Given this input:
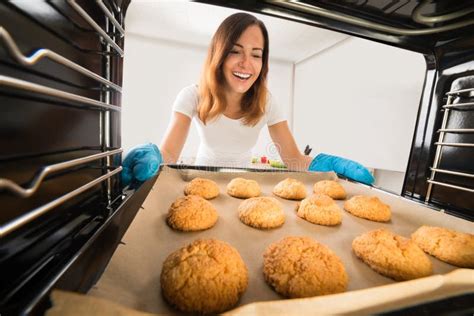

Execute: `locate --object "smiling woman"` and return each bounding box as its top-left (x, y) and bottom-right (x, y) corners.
top-left (158, 12), bottom-right (309, 168)
top-left (121, 12), bottom-right (375, 186)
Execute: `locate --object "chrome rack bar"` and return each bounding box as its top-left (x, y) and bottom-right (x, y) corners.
top-left (438, 128), bottom-right (474, 133)
top-left (412, 0), bottom-right (474, 25)
top-left (426, 81), bottom-right (474, 202)
top-left (0, 167), bottom-right (122, 238)
top-left (430, 168), bottom-right (474, 179)
top-left (446, 87), bottom-right (474, 96)
top-left (67, 0), bottom-right (124, 56)
top-left (434, 142), bottom-right (474, 148)
top-left (425, 95), bottom-right (452, 202)
top-left (0, 27), bottom-right (121, 92)
top-left (0, 149), bottom-right (122, 198)
top-left (427, 180), bottom-right (474, 194)
top-left (443, 102), bottom-right (474, 109)
top-left (96, 0), bottom-right (125, 36)
top-left (0, 75), bottom-right (121, 112)
top-left (265, 0), bottom-right (474, 36)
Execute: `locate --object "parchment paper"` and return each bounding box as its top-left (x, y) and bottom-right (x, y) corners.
top-left (88, 166), bottom-right (474, 314)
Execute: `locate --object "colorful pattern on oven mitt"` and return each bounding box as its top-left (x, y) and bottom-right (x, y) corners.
top-left (308, 153), bottom-right (375, 185)
top-left (122, 143), bottom-right (162, 186)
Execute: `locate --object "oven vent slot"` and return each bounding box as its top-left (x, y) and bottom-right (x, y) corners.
top-left (0, 27), bottom-right (121, 92)
top-left (426, 85), bottom-right (474, 201)
top-left (67, 0), bottom-right (124, 56)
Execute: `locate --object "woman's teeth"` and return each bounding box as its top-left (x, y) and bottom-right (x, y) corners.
top-left (233, 72), bottom-right (251, 80)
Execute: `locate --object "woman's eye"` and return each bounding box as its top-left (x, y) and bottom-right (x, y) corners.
top-left (229, 50), bottom-right (240, 54)
top-left (253, 55), bottom-right (262, 59)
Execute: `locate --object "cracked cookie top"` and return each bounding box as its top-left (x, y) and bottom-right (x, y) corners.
top-left (263, 236), bottom-right (348, 298)
top-left (184, 177), bottom-right (220, 200)
top-left (352, 229), bottom-right (433, 281)
top-left (160, 239), bottom-right (248, 314)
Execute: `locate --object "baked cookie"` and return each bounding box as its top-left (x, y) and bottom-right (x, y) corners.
top-left (161, 239), bottom-right (248, 314)
top-left (273, 178), bottom-right (307, 200)
top-left (411, 226), bottom-right (474, 268)
top-left (296, 194), bottom-right (342, 226)
top-left (227, 178), bottom-right (261, 199)
top-left (352, 229), bottom-right (433, 281)
top-left (313, 180), bottom-right (347, 200)
top-left (166, 195), bottom-right (218, 231)
top-left (184, 177), bottom-right (219, 200)
top-left (344, 195), bottom-right (391, 222)
top-left (238, 196), bottom-right (285, 229)
top-left (263, 236), bottom-right (348, 298)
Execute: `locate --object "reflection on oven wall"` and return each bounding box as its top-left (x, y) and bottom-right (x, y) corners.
top-left (121, 1), bottom-right (425, 194)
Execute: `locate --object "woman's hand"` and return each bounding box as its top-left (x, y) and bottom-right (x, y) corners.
top-left (122, 143), bottom-right (162, 186)
top-left (308, 153), bottom-right (375, 185)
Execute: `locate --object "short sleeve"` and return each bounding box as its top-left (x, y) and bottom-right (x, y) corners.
top-left (266, 93), bottom-right (287, 126)
top-left (172, 84), bottom-right (199, 119)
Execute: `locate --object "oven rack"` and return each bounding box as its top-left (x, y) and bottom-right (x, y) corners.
top-left (0, 148), bottom-right (122, 198)
top-left (267, 1), bottom-right (474, 36)
top-left (96, 0), bottom-right (125, 37)
top-left (426, 87), bottom-right (474, 201)
top-left (0, 26), bottom-right (121, 92)
top-left (0, 166), bottom-right (122, 238)
top-left (0, 75), bottom-right (120, 111)
top-left (67, 0), bottom-right (124, 56)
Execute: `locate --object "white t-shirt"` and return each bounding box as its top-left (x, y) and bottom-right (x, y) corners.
top-left (172, 84), bottom-right (286, 167)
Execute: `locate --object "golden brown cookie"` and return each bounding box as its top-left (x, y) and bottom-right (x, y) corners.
top-left (184, 177), bottom-right (219, 200)
top-left (411, 226), bottom-right (474, 268)
top-left (263, 236), bottom-right (348, 298)
top-left (166, 195), bottom-right (218, 231)
top-left (352, 229), bottom-right (433, 281)
top-left (227, 177), bottom-right (261, 198)
top-left (273, 178), bottom-right (307, 200)
top-left (238, 196), bottom-right (285, 229)
top-left (296, 194), bottom-right (342, 226)
top-left (313, 180), bottom-right (347, 200)
top-left (161, 239), bottom-right (248, 314)
top-left (344, 195), bottom-right (391, 222)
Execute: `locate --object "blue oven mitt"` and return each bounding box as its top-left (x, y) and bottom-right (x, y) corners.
top-left (122, 143), bottom-right (162, 186)
top-left (308, 153), bottom-right (374, 185)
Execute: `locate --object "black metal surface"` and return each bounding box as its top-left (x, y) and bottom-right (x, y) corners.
top-left (0, 0), bottom-right (133, 314)
top-left (381, 293), bottom-right (474, 316)
top-left (404, 58), bottom-right (474, 219)
top-left (195, 0), bottom-right (474, 54)
top-left (1, 0), bottom-right (472, 315)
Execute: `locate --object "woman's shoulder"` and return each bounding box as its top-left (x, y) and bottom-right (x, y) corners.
top-left (264, 90), bottom-right (286, 125)
top-left (265, 90), bottom-right (277, 111)
top-left (173, 84), bottom-right (199, 116)
top-left (178, 84), bottom-right (199, 99)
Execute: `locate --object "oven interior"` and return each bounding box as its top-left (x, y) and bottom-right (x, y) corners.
top-left (0, 0), bottom-right (473, 314)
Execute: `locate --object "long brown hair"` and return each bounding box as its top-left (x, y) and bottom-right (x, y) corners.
top-left (198, 12), bottom-right (269, 126)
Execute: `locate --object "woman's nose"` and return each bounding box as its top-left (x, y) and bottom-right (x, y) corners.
top-left (238, 53), bottom-right (251, 68)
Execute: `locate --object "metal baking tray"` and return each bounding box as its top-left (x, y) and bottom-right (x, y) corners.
top-left (87, 165), bottom-right (474, 314)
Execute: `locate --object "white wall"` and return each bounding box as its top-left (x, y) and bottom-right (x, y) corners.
top-left (293, 37), bottom-right (426, 172)
top-left (122, 33), bottom-right (294, 163)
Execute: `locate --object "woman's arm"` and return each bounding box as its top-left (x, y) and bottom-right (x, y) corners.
top-left (160, 112), bottom-right (192, 163)
top-left (268, 121), bottom-right (313, 171)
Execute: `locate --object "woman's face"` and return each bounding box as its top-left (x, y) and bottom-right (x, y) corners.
top-left (223, 24), bottom-right (264, 96)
